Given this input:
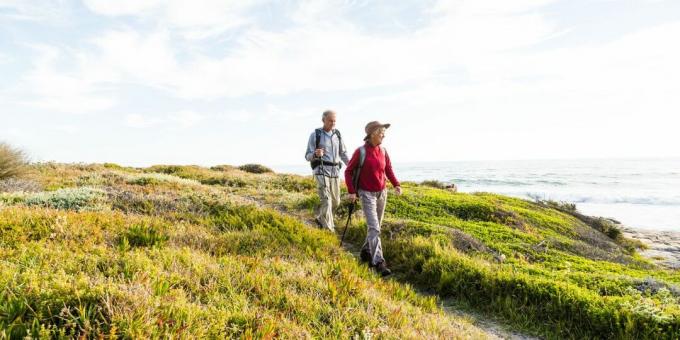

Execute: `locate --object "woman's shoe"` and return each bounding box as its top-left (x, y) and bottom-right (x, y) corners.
top-left (375, 261), bottom-right (392, 277)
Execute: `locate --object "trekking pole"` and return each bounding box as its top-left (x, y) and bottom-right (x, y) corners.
top-left (339, 199), bottom-right (356, 246)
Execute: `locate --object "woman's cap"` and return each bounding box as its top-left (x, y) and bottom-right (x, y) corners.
top-left (364, 121), bottom-right (391, 141)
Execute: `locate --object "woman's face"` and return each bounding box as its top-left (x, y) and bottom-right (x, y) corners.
top-left (369, 128), bottom-right (385, 146)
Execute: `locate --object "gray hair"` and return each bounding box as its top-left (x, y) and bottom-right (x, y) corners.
top-left (321, 110), bottom-right (336, 121)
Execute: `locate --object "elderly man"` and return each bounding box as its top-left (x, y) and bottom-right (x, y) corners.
top-left (305, 110), bottom-right (349, 232)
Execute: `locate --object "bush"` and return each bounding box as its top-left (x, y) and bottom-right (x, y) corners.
top-left (420, 180), bottom-right (447, 189)
top-left (125, 173), bottom-right (200, 186)
top-left (210, 164), bottom-right (236, 172)
top-left (119, 224), bottom-right (169, 249)
top-left (0, 142), bottom-right (28, 180)
top-left (238, 164), bottom-right (273, 174)
top-left (23, 187), bottom-right (106, 211)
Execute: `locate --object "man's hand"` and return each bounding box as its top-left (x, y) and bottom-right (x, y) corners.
top-left (347, 193), bottom-right (357, 202)
top-left (394, 186), bottom-right (403, 195)
top-left (314, 148), bottom-right (324, 157)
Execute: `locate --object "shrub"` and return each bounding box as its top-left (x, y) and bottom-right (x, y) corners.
top-left (119, 223), bottom-right (169, 249)
top-left (543, 199), bottom-right (577, 213)
top-left (125, 173), bottom-right (200, 186)
top-left (238, 164), bottom-right (273, 174)
top-left (420, 180), bottom-right (447, 189)
top-left (102, 163), bottom-right (123, 169)
top-left (0, 142), bottom-right (28, 180)
top-left (23, 187), bottom-right (106, 211)
top-left (210, 164), bottom-right (236, 172)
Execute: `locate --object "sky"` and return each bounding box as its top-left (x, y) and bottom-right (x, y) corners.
top-left (1, 0), bottom-right (679, 167)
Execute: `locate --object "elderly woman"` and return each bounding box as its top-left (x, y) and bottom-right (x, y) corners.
top-left (345, 121), bottom-right (402, 276)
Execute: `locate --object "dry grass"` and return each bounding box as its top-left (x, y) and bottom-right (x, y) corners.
top-left (0, 143), bottom-right (28, 180)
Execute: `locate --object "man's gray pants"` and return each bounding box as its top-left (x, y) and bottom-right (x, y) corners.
top-left (359, 189), bottom-right (387, 266)
top-left (315, 175), bottom-right (340, 232)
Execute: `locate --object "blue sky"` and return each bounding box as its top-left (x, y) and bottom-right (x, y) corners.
top-left (1, 0), bottom-right (679, 167)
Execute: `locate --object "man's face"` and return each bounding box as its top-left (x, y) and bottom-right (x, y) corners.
top-left (323, 114), bottom-right (336, 131)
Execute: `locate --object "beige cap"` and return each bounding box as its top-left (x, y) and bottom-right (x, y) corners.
top-left (363, 121), bottom-right (391, 141)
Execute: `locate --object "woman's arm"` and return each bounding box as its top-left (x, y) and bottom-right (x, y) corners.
top-left (384, 150), bottom-right (400, 188)
top-left (344, 148), bottom-right (361, 194)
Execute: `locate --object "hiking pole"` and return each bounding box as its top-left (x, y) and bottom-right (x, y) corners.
top-left (339, 199), bottom-right (356, 246)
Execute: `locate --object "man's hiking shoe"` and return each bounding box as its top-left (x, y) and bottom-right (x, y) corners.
top-left (360, 248), bottom-right (371, 264)
top-left (375, 261), bottom-right (392, 277)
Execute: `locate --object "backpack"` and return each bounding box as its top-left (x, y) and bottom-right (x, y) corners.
top-left (352, 145), bottom-right (386, 191)
top-left (310, 128), bottom-right (343, 169)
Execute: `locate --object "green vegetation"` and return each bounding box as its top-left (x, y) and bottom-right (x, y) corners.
top-left (0, 163), bottom-right (485, 339)
top-left (339, 186), bottom-right (680, 339)
top-left (2, 162), bottom-right (678, 339)
top-left (238, 163), bottom-right (274, 174)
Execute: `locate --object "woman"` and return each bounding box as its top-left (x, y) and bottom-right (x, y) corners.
top-left (345, 121), bottom-right (402, 276)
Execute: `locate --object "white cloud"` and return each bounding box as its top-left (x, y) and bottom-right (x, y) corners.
top-left (343, 20), bottom-right (680, 161)
top-left (81, 0), bottom-right (161, 16)
top-left (6, 0), bottom-right (680, 163)
top-left (125, 114), bottom-right (163, 128)
top-left (83, 0), bottom-right (261, 39)
top-left (53, 125), bottom-right (79, 134)
top-left (125, 111), bottom-right (205, 129)
top-left (52, 0), bottom-right (561, 101)
top-left (0, 0), bottom-right (72, 23)
top-left (19, 44), bottom-right (116, 113)
top-left (170, 110), bottom-right (204, 128)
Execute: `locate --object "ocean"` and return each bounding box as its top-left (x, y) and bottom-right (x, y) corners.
top-left (274, 158), bottom-right (680, 231)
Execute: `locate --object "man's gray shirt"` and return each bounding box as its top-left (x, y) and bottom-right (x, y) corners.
top-left (305, 128), bottom-right (349, 177)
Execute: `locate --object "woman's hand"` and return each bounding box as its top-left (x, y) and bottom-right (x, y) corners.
top-left (394, 186), bottom-right (402, 195)
top-left (347, 193), bottom-right (357, 202)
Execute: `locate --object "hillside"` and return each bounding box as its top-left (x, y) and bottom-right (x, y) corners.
top-left (1, 163), bottom-right (679, 339)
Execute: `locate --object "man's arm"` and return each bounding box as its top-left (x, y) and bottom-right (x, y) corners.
top-left (339, 135), bottom-right (350, 165)
top-left (305, 132), bottom-right (316, 162)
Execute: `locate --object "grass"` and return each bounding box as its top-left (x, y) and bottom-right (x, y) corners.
top-left (0, 143), bottom-right (27, 181)
top-left (338, 186), bottom-right (680, 339)
top-left (0, 163), bottom-right (486, 339)
top-left (2, 162), bottom-right (679, 339)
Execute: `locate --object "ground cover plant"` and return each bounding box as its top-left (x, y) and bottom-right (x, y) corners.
top-left (0, 163), bottom-right (486, 339)
top-left (338, 185), bottom-right (680, 339)
top-left (2, 162), bottom-right (679, 338)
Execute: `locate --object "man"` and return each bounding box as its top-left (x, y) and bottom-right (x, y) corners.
top-left (305, 110), bottom-right (349, 232)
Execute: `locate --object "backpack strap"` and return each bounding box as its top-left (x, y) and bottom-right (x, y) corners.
top-left (310, 128), bottom-right (323, 170)
top-left (352, 146), bottom-right (366, 191)
top-left (359, 146), bottom-right (366, 168)
top-left (314, 128), bottom-right (322, 149)
top-left (334, 129), bottom-right (343, 170)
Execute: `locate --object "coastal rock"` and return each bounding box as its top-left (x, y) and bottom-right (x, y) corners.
top-left (445, 183), bottom-right (458, 192)
top-left (622, 226), bottom-right (680, 269)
